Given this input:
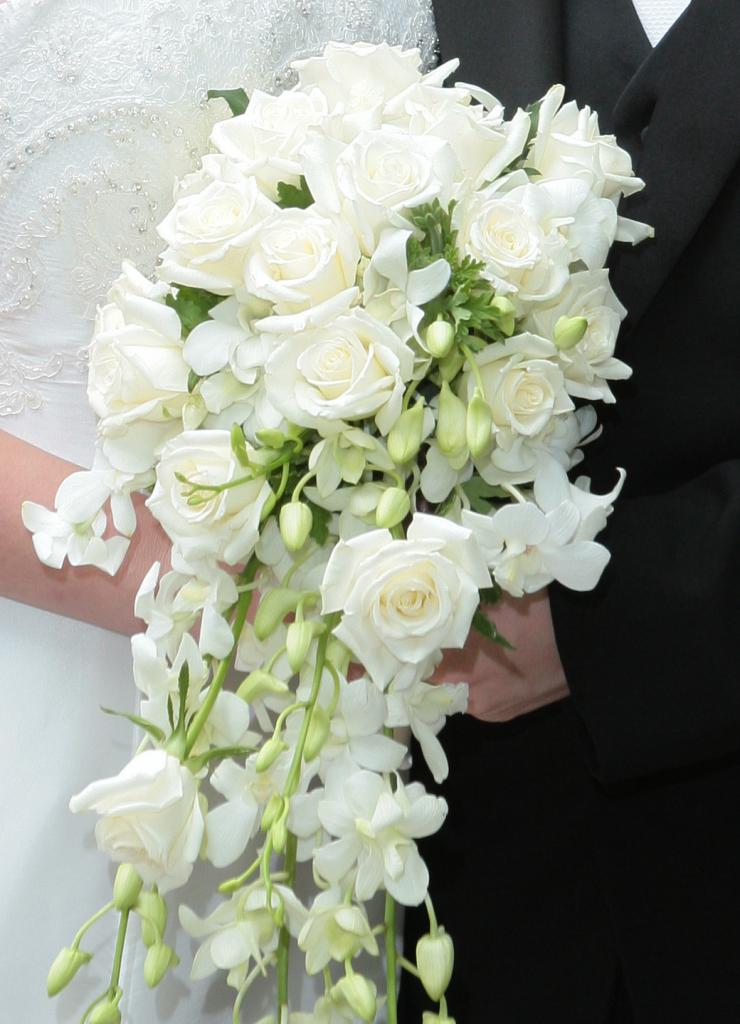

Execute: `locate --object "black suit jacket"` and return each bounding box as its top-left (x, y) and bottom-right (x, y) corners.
top-left (401, 2), bottom-right (740, 1021)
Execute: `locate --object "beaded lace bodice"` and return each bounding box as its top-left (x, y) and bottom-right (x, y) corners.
top-left (0, 0), bottom-right (437, 462)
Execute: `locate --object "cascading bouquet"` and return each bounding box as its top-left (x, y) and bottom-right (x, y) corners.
top-left (23, 41), bottom-right (650, 1024)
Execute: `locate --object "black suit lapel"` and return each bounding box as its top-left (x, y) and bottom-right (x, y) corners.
top-left (433, 0), bottom-right (563, 112)
top-left (611, 0), bottom-right (740, 327)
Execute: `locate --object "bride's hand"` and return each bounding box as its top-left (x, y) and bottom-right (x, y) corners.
top-left (431, 589), bottom-right (570, 722)
top-left (1, 430), bottom-right (170, 635)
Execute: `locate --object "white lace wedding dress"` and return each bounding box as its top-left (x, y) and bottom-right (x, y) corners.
top-left (0, 1), bottom-right (436, 1019)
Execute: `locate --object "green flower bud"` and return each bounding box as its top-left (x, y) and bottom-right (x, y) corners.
top-left (255, 736), bottom-right (287, 773)
top-left (230, 423), bottom-right (251, 466)
top-left (436, 381), bottom-right (468, 458)
top-left (326, 636), bottom-right (351, 676)
top-left (553, 314), bottom-right (588, 350)
top-left (144, 942), bottom-right (179, 988)
top-left (279, 501), bottom-right (313, 552)
top-left (489, 296), bottom-right (516, 336)
top-left (271, 818), bottom-right (288, 855)
top-left (304, 706), bottom-right (331, 762)
top-left (113, 864), bottom-right (143, 912)
top-left (423, 1013), bottom-right (456, 1024)
top-left (375, 487), bottom-right (411, 529)
top-left (182, 395), bottom-right (207, 431)
top-left (437, 349), bottom-right (466, 382)
top-left (416, 928), bottom-right (455, 1002)
top-left (387, 401), bottom-right (425, 465)
top-left (335, 441), bottom-right (366, 483)
top-left (47, 946), bottom-right (92, 997)
top-left (136, 891), bottom-right (168, 948)
top-left (286, 620), bottom-right (319, 673)
top-left (466, 389), bottom-right (493, 458)
top-left (261, 794), bottom-right (286, 832)
top-left (253, 588), bottom-right (303, 641)
top-left (237, 669), bottom-right (290, 703)
top-left (90, 1000), bottom-right (122, 1024)
top-left (332, 974), bottom-right (377, 1022)
top-left (425, 318), bottom-right (456, 359)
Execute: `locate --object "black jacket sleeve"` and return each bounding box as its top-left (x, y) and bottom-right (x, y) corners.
top-left (549, 460), bottom-right (740, 785)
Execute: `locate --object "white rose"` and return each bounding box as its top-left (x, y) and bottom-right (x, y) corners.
top-left (526, 270), bottom-right (631, 402)
top-left (321, 514), bottom-right (491, 691)
top-left (210, 88), bottom-right (329, 198)
top-left (158, 156), bottom-right (275, 294)
top-left (331, 126), bottom-right (458, 252)
top-left (243, 206), bottom-right (360, 328)
top-left (87, 262), bottom-right (189, 472)
top-left (265, 308), bottom-right (414, 436)
top-left (529, 85), bottom-right (644, 201)
top-left (386, 80), bottom-right (531, 190)
top-left (478, 405), bottom-right (598, 488)
top-left (147, 429), bottom-right (272, 564)
top-left (293, 42), bottom-right (423, 134)
top-left (457, 176), bottom-right (571, 308)
top-left (69, 750), bottom-right (204, 893)
top-left (470, 332), bottom-right (574, 438)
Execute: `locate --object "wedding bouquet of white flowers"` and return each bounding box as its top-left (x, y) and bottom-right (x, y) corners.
top-left (23, 41), bottom-right (651, 1024)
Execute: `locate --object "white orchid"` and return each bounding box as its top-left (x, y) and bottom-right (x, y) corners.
top-left (297, 887), bottom-right (379, 974)
top-left (315, 768), bottom-right (447, 906)
top-left (386, 675), bottom-right (468, 784)
top-left (463, 458), bottom-right (625, 596)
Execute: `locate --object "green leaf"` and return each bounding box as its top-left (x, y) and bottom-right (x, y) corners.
top-left (462, 477), bottom-right (509, 514)
top-left (176, 662), bottom-right (190, 732)
top-left (308, 502), bottom-right (331, 545)
top-left (276, 176), bottom-right (314, 210)
top-left (472, 609), bottom-right (514, 649)
top-left (101, 707), bottom-right (166, 744)
top-left (207, 88), bottom-right (249, 117)
top-left (479, 583), bottom-right (503, 606)
top-left (186, 744), bottom-right (257, 774)
top-left (166, 286), bottom-right (221, 337)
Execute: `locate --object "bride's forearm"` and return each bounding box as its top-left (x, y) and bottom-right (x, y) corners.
top-left (1, 430), bottom-right (168, 635)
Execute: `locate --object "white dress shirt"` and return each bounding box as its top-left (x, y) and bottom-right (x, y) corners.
top-left (632, 0), bottom-right (692, 45)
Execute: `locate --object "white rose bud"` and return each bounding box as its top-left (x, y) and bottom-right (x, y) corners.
top-left (387, 401), bottom-right (425, 464)
top-left (416, 929), bottom-right (455, 1002)
top-left (375, 487), bottom-right (411, 529)
top-left (554, 315), bottom-right (588, 350)
top-left (279, 501), bottom-right (313, 552)
top-left (332, 973), bottom-right (377, 1022)
top-left (425, 318), bottom-right (456, 359)
top-left (47, 947), bottom-right (92, 997)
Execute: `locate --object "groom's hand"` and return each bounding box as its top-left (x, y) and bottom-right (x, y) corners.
top-left (431, 589), bottom-right (570, 722)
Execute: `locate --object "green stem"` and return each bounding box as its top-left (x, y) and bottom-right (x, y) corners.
top-left (108, 908), bottom-right (129, 997)
top-left (276, 831), bottom-right (298, 1010)
top-left (398, 956), bottom-right (420, 978)
top-left (184, 563), bottom-right (257, 756)
top-left (385, 891), bottom-right (398, 1024)
top-left (220, 853), bottom-right (262, 895)
top-left (72, 901), bottom-right (115, 949)
top-left (461, 343), bottom-right (485, 394)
